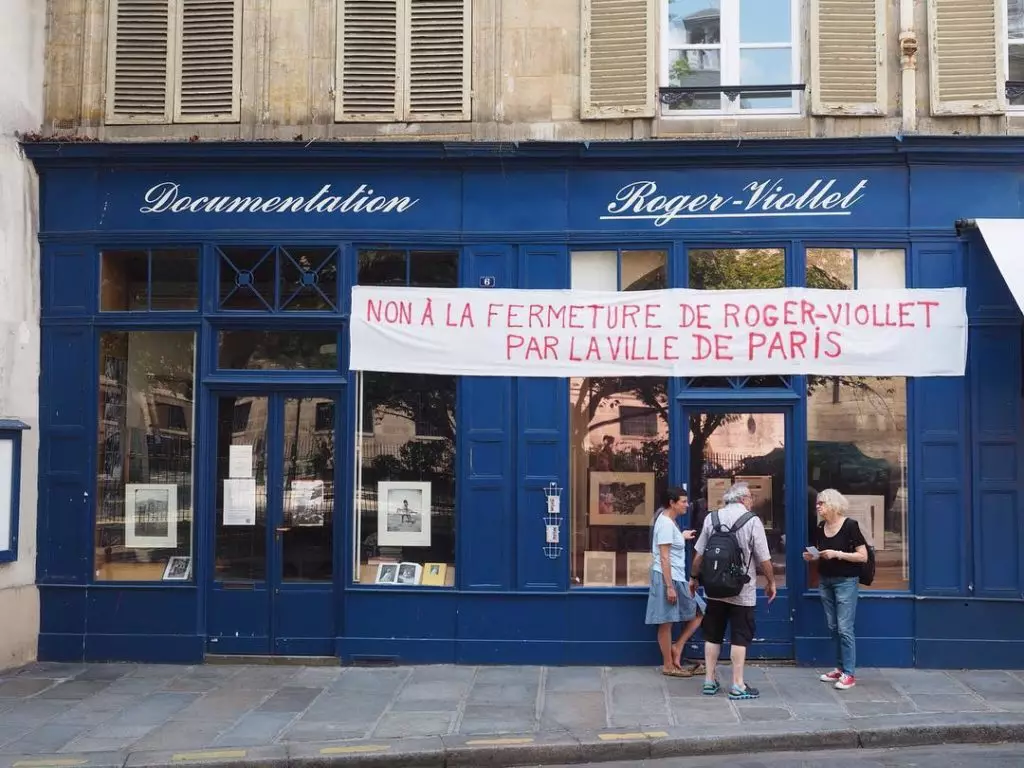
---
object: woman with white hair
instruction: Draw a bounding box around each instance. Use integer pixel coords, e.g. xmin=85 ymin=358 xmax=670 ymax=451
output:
xmin=803 ymin=488 xmax=868 ymax=690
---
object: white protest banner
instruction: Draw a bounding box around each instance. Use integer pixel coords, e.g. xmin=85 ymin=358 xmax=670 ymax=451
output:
xmin=349 ymin=286 xmax=967 ymax=378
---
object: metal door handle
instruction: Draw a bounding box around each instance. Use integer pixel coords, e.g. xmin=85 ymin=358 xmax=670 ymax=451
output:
xmin=275 ymin=526 xmax=292 ymax=534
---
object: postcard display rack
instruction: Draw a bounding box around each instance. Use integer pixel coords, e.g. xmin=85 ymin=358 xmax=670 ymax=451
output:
xmin=543 ymin=482 xmax=563 ymax=560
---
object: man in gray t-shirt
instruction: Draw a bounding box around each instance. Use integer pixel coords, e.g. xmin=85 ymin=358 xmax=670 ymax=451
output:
xmin=689 ymin=482 xmax=775 ymax=701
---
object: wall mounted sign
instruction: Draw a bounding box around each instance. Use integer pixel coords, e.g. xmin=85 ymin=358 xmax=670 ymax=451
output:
xmin=350 ymin=285 xmax=968 ymax=378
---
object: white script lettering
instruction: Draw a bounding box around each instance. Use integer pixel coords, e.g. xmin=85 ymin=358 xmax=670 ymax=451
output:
xmin=140 ymin=181 xmax=420 ymax=215
xmin=602 ymin=178 xmax=869 ymax=225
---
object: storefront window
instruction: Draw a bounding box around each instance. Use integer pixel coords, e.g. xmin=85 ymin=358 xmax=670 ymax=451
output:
xmin=100 ymin=248 xmax=199 ymax=311
xmin=569 ymin=249 xmax=669 ymax=587
xmin=805 ymin=248 xmax=909 ymax=591
xmin=96 ymin=331 xmax=195 ymax=582
xmin=353 ymin=248 xmax=458 ymax=587
xmin=687 ymin=248 xmax=789 ymax=388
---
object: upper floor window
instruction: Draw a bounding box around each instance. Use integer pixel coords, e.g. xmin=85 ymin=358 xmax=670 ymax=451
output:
xmin=336 ymin=0 xmax=471 ymax=123
xmin=106 ymin=0 xmax=242 ymax=125
xmin=663 ymin=0 xmax=800 ymax=115
xmin=1009 ymin=0 xmax=1024 ymax=107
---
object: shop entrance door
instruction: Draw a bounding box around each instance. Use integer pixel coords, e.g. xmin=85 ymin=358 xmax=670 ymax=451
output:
xmin=682 ymin=405 xmax=796 ymax=659
xmin=206 ymin=391 xmax=340 ymax=656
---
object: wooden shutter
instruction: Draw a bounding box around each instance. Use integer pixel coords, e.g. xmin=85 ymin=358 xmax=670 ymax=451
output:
xmin=173 ymin=0 xmax=242 ymax=122
xmin=928 ymin=0 xmax=1006 ymax=115
xmin=810 ymin=0 xmax=887 ymax=116
xmin=581 ymin=0 xmax=656 ymax=120
xmin=406 ymin=0 xmax=471 ymax=121
xmin=106 ymin=0 xmax=173 ymax=123
xmin=337 ymin=0 xmax=401 ymax=122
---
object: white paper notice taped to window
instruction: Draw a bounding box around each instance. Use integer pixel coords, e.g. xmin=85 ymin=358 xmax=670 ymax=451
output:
xmin=229 ymin=445 xmax=253 ymax=479
xmin=224 ymin=478 xmax=257 ymax=526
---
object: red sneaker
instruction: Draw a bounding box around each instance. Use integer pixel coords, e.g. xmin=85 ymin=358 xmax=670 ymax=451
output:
xmin=819 ymin=669 xmax=842 ymax=682
xmin=835 ymin=673 xmax=856 ymax=690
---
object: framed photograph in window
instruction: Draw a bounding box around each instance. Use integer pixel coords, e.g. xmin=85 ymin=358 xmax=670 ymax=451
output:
xmin=588 ymin=471 xmax=655 ymax=527
xmin=376 ymin=481 xmax=432 ymax=547
xmin=162 ymin=555 xmax=192 ymax=581
xmin=125 ymin=483 xmax=178 ymax=549
xmin=583 ymin=551 xmax=617 ymax=586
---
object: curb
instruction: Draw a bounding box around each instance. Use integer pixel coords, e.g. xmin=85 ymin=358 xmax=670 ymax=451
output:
xmin=3 ymin=714 xmax=1024 ymax=768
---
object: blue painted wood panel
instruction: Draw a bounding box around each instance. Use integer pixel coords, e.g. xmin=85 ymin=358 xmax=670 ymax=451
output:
xmin=43 ymin=245 xmax=94 ymax=316
xmin=459 ymin=246 xmax=515 ymax=590
xmin=911 ymin=243 xmax=969 ymax=596
xmin=516 ymin=246 xmax=570 ymax=590
xmin=37 ymin=325 xmax=93 ymax=583
xmin=969 ymin=326 xmax=1023 ymax=598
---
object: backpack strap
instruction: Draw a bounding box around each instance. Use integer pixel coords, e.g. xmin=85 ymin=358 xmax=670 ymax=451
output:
xmin=729 ymin=511 xmax=756 ymax=534
xmin=711 ymin=510 xmax=723 ymax=532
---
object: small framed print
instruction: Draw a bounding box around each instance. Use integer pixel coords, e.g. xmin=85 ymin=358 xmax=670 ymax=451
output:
xmin=377 ymin=481 xmax=432 ymax=547
xmin=626 ymin=552 xmax=651 ymax=587
xmin=588 ymin=471 xmax=655 ymax=526
xmin=583 ymin=550 xmax=616 ymax=587
xmin=162 ymin=556 xmax=192 ymax=581
xmin=125 ymin=484 xmax=178 ymax=549
xmin=375 ymin=562 xmax=399 ymax=584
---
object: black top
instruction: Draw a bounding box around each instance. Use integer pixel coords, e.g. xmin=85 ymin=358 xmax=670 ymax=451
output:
xmin=814 ymin=518 xmax=868 ymax=579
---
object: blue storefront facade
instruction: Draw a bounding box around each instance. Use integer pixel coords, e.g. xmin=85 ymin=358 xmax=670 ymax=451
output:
xmin=22 ymin=136 xmax=1024 ymax=669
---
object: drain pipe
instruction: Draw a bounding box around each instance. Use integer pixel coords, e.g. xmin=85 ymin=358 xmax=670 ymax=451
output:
xmin=898 ymin=0 xmax=919 ymax=134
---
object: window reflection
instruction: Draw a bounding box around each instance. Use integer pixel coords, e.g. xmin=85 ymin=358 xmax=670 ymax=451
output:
xmin=805 ymin=248 xmax=909 ymax=590
xmin=354 ymin=373 xmax=456 ymax=586
xmin=96 ymin=331 xmax=195 ymax=581
xmin=218 ymin=330 xmax=338 ymax=370
xmin=570 ymin=378 xmax=670 ymax=587
xmin=689 ymin=412 xmax=787 ymax=588
xmin=101 ymin=248 xmax=199 ymax=311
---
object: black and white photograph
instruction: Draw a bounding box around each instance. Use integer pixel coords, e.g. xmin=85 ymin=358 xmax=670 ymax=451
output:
xmin=375 ymin=562 xmax=399 ymax=584
xmin=162 ymin=555 xmax=192 ymax=581
xmin=397 ymin=562 xmax=422 ymax=585
xmin=376 ymin=481 xmax=432 ymax=547
xmin=125 ymin=483 xmax=178 ymax=548
xmin=288 ymin=480 xmax=325 ymax=527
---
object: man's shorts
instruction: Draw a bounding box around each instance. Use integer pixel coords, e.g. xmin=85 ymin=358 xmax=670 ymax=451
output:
xmin=701 ymin=599 xmax=756 ymax=647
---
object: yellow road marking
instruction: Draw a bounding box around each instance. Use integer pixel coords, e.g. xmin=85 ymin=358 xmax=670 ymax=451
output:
xmin=465 ymin=737 xmax=535 ymax=745
xmin=597 ymin=731 xmax=668 ymax=741
xmin=318 ymin=745 xmax=389 ymax=755
xmin=14 ymin=761 xmax=89 ymax=768
xmin=171 ymin=751 xmax=247 ymax=762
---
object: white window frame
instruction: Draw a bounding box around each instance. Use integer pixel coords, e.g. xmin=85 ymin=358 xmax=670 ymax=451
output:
xmin=1005 ymin=0 xmax=1024 ymax=111
xmin=659 ymin=0 xmax=802 ymax=118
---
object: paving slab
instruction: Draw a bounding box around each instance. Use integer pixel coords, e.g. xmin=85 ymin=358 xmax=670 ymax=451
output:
xmin=0 ymin=662 xmax=1023 ymax=767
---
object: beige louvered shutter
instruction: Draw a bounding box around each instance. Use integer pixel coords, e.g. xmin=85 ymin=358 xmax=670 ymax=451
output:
xmin=173 ymin=0 xmax=242 ymax=122
xmin=581 ymin=0 xmax=657 ymax=120
xmin=105 ymin=0 xmax=173 ymax=124
xmin=337 ymin=0 xmax=401 ymax=122
xmin=405 ymin=0 xmax=471 ymax=121
xmin=928 ymin=0 xmax=1006 ymax=115
xmin=810 ymin=0 xmax=887 ymax=116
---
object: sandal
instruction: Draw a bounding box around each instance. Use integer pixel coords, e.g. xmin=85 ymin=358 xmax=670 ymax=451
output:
xmin=661 ymin=667 xmax=694 ymax=678
xmin=702 ymin=680 xmax=720 ymax=695
xmin=688 ymin=661 xmax=707 ymax=676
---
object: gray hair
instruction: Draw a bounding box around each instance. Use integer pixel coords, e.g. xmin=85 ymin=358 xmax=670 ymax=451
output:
xmin=722 ymin=481 xmax=752 ymax=505
xmin=816 ymin=488 xmax=849 ymax=514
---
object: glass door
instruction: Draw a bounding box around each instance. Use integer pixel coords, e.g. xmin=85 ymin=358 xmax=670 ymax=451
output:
xmin=683 ymin=405 xmax=795 ymax=659
xmin=207 ymin=392 xmax=339 ymax=656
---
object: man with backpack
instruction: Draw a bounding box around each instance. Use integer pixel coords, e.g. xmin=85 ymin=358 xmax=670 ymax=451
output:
xmin=689 ymin=481 xmax=776 ymax=701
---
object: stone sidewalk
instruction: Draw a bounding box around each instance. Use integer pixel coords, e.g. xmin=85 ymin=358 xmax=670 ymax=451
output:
xmin=1 ymin=662 xmax=1024 ymax=767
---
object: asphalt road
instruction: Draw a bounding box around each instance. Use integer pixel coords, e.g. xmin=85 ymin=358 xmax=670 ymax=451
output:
xmin=520 ymin=743 xmax=1024 ymax=767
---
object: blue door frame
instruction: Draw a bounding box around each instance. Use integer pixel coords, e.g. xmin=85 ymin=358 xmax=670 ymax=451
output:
xmin=205 ymin=388 xmax=342 ymax=656
xmin=676 ymin=398 xmax=802 ymax=659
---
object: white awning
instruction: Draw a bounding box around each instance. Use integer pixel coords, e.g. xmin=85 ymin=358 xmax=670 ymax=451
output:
xmin=976 ymin=219 xmax=1024 ymax=313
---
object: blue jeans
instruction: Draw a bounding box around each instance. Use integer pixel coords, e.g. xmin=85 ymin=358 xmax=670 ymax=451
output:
xmin=820 ymin=576 xmax=859 ymax=675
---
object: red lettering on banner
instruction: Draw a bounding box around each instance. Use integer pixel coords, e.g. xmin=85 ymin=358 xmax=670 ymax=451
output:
xmin=367 ymin=299 xmax=412 ymax=325
xmin=680 ymin=303 xmax=711 ymax=329
xmin=920 ymin=301 xmax=938 ymax=328
xmin=724 ymin=303 xmax=739 ymax=327
xmin=445 ymin=302 xmax=475 ymax=328
xmin=824 ymin=330 xmax=842 ymax=358
xmin=507 ymin=304 xmax=524 ymax=327
xmin=692 ymin=334 xmax=733 ymax=361
xmin=646 ymin=304 xmax=662 ymax=329
xmin=898 ymin=302 xmax=914 ymax=327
